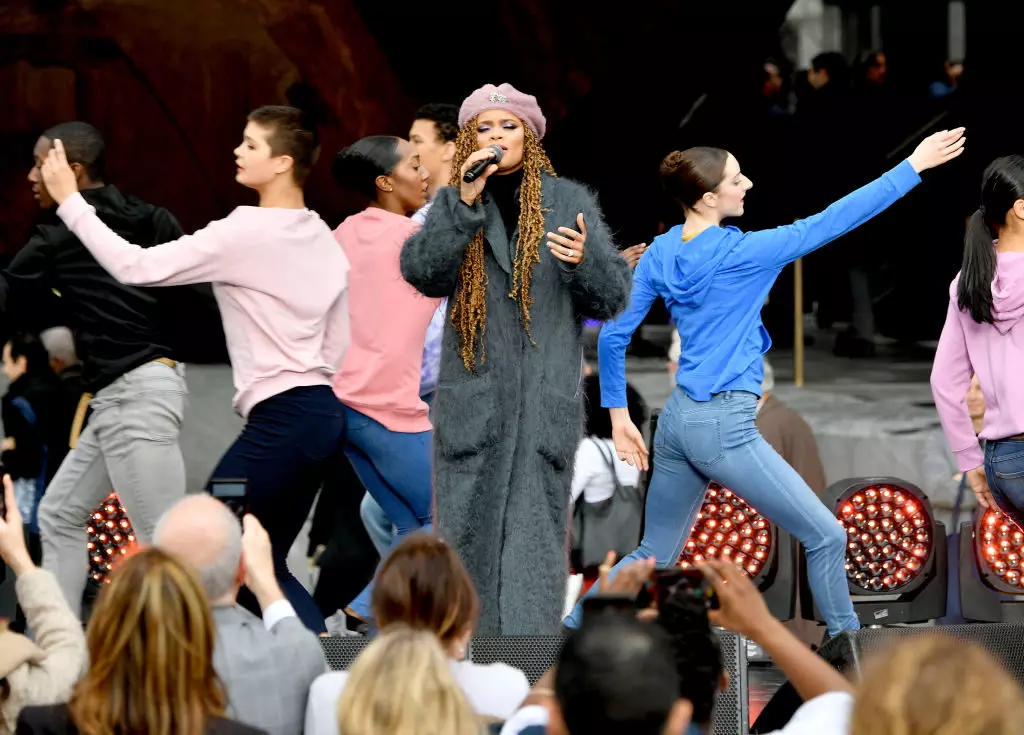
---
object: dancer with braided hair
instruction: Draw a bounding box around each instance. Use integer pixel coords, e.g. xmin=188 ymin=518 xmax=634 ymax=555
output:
xmin=401 ymin=84 xmax=631 ymax=634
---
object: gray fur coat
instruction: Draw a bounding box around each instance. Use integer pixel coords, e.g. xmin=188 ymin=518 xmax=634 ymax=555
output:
xmin=401 ymin=174 xmax=631 ymax=634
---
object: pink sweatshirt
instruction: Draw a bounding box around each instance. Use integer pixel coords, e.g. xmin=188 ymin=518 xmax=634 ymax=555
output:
xmin=332 ymin=208 xmax=441 ymax=433
xmin=57 ymin=193 xmax=350 ymax=417
xmin=931 ymin=251 xmax=1024 ymax=472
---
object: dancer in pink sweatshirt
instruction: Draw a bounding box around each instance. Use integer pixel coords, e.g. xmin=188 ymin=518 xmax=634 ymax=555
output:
xmin=41 ymin=106 xmax=349 ymax=633
xmin=931 ymin=155 xmax=1024 ymax=528
xmin=329 ymin=135 xmax=439 ymax=624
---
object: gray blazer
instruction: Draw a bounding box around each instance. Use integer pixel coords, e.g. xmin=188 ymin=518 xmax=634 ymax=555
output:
xmin=213 ymin=604 xmax=327 ymax=735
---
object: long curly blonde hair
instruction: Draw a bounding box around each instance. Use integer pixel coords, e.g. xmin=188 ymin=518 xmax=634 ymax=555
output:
xmin=448 ymin=117 xmax=556 ymax=371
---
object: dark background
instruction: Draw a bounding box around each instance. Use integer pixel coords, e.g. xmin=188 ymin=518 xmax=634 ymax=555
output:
xmin=2 ymin=0 xmax=1021 ymax=341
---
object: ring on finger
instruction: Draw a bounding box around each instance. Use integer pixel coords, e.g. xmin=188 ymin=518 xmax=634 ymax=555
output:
xmin=567 ymin=249 xmax=575 ymax=258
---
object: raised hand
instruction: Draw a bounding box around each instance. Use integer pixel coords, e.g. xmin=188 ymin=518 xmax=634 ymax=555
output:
xmin=907 ymin=127 xmax=966 ymax=173
xmin=547 ymin=213 xmax=587 ymax=266
xmin=39 ymin=139 xmax=80 ymax=206
xmin=621 ymin=243 xmax=648 ymax=269
xmin=459 ymin=148 xmax=501 ymax=205
xmin=0 ymin=475 xmax=34 ymax=575
xmin=699 ymin=559 xmax=775 ymax=639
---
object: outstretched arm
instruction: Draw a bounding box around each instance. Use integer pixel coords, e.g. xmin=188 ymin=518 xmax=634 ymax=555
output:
xmin=401 ymin=187 xmax=483 ymax=298
xmin=42 ymin=140 xmax=230 ymax=287
xmin=744 ymin=128 xmax=966 ymax=270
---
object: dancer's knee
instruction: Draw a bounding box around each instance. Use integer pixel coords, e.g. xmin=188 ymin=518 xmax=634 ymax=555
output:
xmin=813 ymin=515 xmax=849 ymax=555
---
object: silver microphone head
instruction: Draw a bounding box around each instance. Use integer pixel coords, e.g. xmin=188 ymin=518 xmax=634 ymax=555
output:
xmin=488 ymin=144 xmax=505 ymax=163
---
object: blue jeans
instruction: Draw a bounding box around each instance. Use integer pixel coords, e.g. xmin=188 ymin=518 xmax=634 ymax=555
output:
xmin=985 ymin=438 xmax=1024 ymax=530
xmin=565 ymin=388 xmax=859 ymax=637
xmin=209 ymin=385 xmax=346 ymax=634
xmin=360 ymin=492 xmax=395 ymax=556
xmin=343 ymin=406 xmax=433 ymax=619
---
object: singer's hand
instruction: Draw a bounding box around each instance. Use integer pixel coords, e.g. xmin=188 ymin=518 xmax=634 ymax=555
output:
xmin=460 ymin=148 xmax=500 ymax=206
xmin=547 ymin=213 xmax=586 ymax=266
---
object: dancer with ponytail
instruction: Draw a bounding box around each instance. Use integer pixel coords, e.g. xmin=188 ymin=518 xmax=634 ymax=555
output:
xmin=565 ymin=128 xmax=966 ymax=636
xmin=932 ymin=155 xmax=1024 ymax=529
xmin=401 ymin=84 xmax=631 ymax=634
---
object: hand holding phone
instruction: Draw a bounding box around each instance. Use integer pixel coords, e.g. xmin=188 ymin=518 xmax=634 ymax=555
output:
xmin=209 ymin=478 xmax=249 ymax=522
xmin=0 ymin=474 xmax=33 ymax=575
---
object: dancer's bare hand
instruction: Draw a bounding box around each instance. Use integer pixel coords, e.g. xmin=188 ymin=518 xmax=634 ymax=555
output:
xmin=459 ymin=148 xmax=500 ymax=205
xmin=907 ymin=128 xmax=966 ymax=173
xmin=40 ymin=139 xmax=80 ymax=205
xmin=547 ymin=213 xmax=586 ymax=266
xmin=611 ymin=409 xmax=649 ymax=471
xmin=621 ymin=243 xmax=648 ymax=269
xmin=0 ymin=475 xmax=33 ymax=575
xmin=966 ymin=466 xmax=996 ymax=509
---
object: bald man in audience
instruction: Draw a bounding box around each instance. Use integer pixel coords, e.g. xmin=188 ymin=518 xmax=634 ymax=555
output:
xmin=154 ymin=495 xmax=326 ymax=735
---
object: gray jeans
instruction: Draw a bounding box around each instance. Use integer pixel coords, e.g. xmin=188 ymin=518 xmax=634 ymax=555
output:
xmin=39 ymin=360 xmax=188 ymax=618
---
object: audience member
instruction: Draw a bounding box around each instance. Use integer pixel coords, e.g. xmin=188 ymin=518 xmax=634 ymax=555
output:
xmin=39 ymin=326 xmax=87 ymax=459
xmin=852 ymin=634 xmax=1024 ymax=735
xmin=335 ymin=626 xmax=481 ymax=735
xmin=306 ymin=533 xmax=529 ymax=734
xmin=0 ymin=475 xmax=86 ymax=735
xmin=17 ymin=546 xmax=265 ymax=735
xmin=154 ymin=495 xmax=326 ymax=735
xmin=756 ymin=359 xmax=827 ymax=495
xmin=574 ymin=373 xmax=647 ymax=504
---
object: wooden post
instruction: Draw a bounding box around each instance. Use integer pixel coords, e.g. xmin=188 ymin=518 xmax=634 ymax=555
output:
xmin=794 ymin=258 xmax=805 ymax=387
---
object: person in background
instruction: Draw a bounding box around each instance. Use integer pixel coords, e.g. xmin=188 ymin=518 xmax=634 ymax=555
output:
xmin=154 ymin=496 xmax=326 ymax=735
xmin=306 ymin=533 xmax=529 ymax=735
xmin=851 ymin=635 xmax=1024 ymax=735
xmin=334 ymin=627 xmax=481 ymax=735
xmin=573 ymin=373 xmax=646 ymax=505
xmin=0 ymin=476 xmax=87 ymax=735
xmin=756 ymin=358 xmax=827 ymax=495
xmin=1 ymin=121 xmax=193 ymax=620
xmin=38 ymin=327 xmax=85 ymax=467
xmin=330 ymin=136 xmax=436 ymax=626
xmin=929 ymin=60 xmax=964 ymax=99
xmin=17 ymin=547 xmax=266 ymax=735
xmin=2 ymin=333 xmax=63 ymax=554
xmin=40 ymin=106 xmax=350 ymax=633
xmin=931 ymin=155 xmax=1024 ymax=528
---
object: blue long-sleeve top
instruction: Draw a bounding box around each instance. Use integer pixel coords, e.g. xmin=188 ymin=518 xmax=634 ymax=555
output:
xmin=598 ymin=159 xmax=921 ymax=407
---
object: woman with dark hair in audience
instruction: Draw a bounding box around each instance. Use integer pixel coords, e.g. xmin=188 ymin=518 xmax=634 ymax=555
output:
xmin=40 ymin=106 xmax=350 ymax=633
xmin=932 ymin=155 xmax=1024 ymax=528
xmin=17 ymin=546 xmax=264 ymax=735
xmin=566 ymin=128 xmax=967 ymax=636
xmin=305 ymin=533 xmax=529 ymax=734
xmin=329 ymin=136 xmax=437 ymax=624
xmin=0 ymin=476 xmax=86 ymax=735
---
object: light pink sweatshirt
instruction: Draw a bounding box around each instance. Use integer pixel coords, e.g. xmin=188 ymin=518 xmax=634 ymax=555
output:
xmin=931 ymin=251 xmax=1024 ymax=472
xmin=332 ymin=208 xmax=441 ymax=433
xmin=57 ymin=192 xmax=350 ymax=417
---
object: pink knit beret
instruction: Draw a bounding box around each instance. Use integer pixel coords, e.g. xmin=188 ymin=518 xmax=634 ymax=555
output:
xmin=458 ymin=83 xmax=547 ymax=139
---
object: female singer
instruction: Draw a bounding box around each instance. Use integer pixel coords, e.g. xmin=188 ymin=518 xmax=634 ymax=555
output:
xmin=401 ymin=83 xmax=632 ymax=634
xmin=330 ymin=136 xmax=437 ymax=623
xmin=565 ymin=128 xmax=966 ymax=637
xmin=40 ymin=106 xmax=349 ymax=634
xmin=932 ymin=155 xmax=1024 ymax=529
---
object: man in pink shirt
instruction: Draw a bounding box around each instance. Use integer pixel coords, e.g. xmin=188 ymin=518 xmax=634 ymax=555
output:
xmin=41 ymin=106 xmax=350 ymax=633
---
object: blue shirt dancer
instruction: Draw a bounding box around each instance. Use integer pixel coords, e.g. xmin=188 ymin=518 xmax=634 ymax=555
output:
xmin=565 ymin=128 xmax=966 ymax=637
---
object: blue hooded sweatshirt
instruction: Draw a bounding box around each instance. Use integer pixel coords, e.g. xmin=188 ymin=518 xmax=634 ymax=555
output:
xmin=598 ymin=159 xmax=921 ymax=407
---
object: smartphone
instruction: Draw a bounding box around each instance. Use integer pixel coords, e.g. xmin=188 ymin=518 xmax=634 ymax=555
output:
xmin=209 ymin=478 xmax=248 ymax=523
xmin=582 ymin=595 xmax=637 ymax=616
xmin=648 ymin=568 xmax=719 ymax=610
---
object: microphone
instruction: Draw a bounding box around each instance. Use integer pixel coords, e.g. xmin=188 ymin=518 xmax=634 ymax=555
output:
xmin=463 ymin=145 xmax=504 ymax=183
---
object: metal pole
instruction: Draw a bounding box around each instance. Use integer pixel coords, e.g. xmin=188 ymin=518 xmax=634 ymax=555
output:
xmin=794 ymin=258 xmax=805 ymax=387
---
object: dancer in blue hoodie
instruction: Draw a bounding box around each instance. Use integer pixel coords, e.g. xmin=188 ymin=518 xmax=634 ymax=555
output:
xmin=565 ymin=128 xmax=966 ymax=636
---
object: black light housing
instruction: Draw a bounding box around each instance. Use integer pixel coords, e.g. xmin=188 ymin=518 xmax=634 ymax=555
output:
xmin=801 ymin=477 xmax=946 ymax=625
xmin=959 ymin=508 xmax=1024 ymax=622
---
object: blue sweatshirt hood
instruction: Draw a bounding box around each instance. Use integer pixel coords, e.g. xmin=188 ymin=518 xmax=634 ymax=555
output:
xmin=660 ymin=224 xmax=743 ymax=308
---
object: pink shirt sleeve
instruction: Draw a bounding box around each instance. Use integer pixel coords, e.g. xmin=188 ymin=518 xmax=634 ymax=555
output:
xmin=57 ymin=192 xmax=230 ymax=286
xmin=322 ymin=288 xmax=350 ymax=372
xmin=930 ymin=298 xmax=983 ymax=472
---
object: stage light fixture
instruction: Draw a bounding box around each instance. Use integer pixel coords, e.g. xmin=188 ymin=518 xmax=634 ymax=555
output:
xmin=801 ymin=478 xmax=946 ymax=625
xmin=86 ymin=492 xmax=136 ymax=586
xmin=958 ymin=508 xmax=1024 ymax=622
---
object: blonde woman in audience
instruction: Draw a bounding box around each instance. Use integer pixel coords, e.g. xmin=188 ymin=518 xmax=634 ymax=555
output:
xmin=306 ymin=533 xmax=529 ymax=735
xmin=852 ymin=634 xmax=1024 ymax=735
xmin=16 ymin=547 xmax=265 ymax=735
xmin=0 ymin=476 xmax=86 ymax=734
xmin=336 ymin=627 xmax=480 ymax=735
